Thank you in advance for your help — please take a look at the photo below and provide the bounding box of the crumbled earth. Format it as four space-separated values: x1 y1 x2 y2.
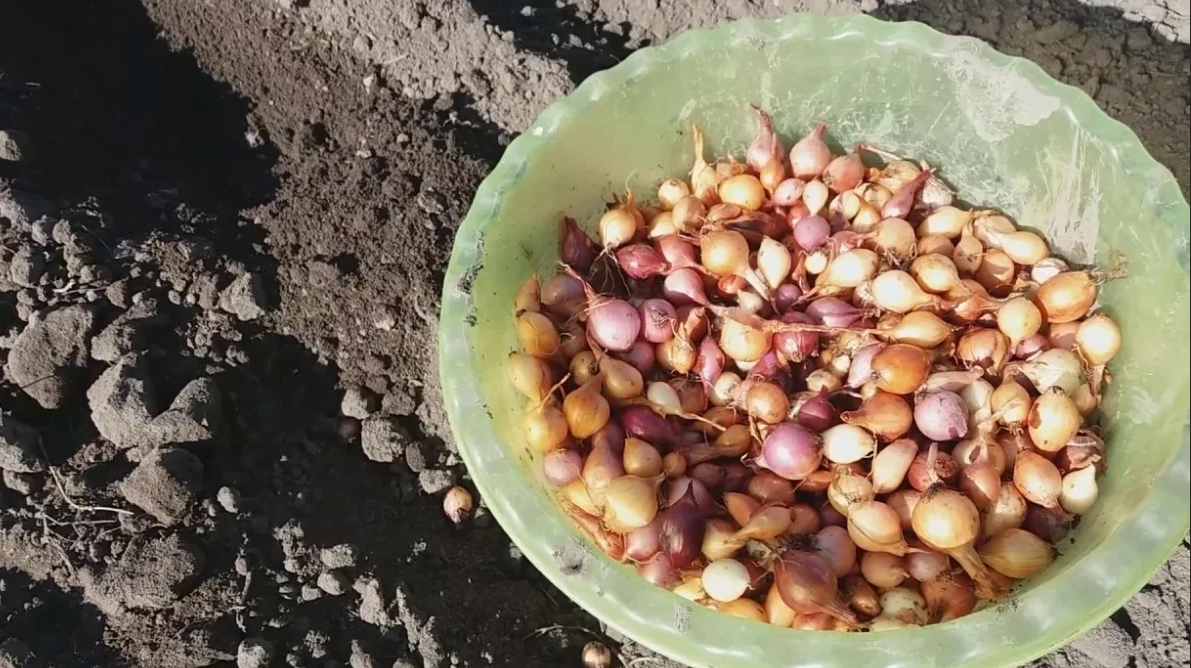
0 1 1187 668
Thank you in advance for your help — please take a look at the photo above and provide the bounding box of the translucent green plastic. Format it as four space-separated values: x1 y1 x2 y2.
440 14 1190 668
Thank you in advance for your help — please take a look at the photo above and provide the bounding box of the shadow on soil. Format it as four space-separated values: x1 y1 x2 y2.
0 0 278 223
467 0 638 84
0 568 118 666
0 1 348 663
0 0 300 451
2 0 595 664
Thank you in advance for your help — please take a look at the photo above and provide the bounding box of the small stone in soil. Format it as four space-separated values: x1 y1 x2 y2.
88 354 222 449
176 237 213 262
217 486 242 513
341 386 378 419
7 247 45 288
105 280 131 307
52 219 95 253
360 415 410 463
418 469 455 495
0 184 50 228
381 386 417 415
64 252 93 277
358 353 389 374
0 327 20 350
2 470 43 495
117 447 204 526
303 631 328 659
0 130 33 162
81 533 205 612
319 543 359 569
372 306 397 331
237 638 275 668
178 621 240 666
218 272 268 321
234 555 251 576
416 187 446 215
153 375 224 441
91 298 168 362
300 584 322 601
6 304 97 409
349 641 377 668
404 442 427 473
316 571 349 596
306 259 341 288
31 218 55 244
80 266 108 285
274 518 305 555
354 577 391 627
0 413 44 474
189 272 221 310
364 376 390 396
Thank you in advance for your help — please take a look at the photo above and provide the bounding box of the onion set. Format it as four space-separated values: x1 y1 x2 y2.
504 111 1121 633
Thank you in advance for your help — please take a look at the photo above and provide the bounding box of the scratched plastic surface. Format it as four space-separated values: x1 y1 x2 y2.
439 15 1190 668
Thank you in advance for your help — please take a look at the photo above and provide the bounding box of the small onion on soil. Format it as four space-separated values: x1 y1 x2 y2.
504 111 1121 632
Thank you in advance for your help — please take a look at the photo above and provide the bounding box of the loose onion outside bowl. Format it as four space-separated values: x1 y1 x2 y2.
439 14 1190 668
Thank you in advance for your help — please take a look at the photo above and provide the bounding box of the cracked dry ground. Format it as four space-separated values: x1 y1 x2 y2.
1 1 1188 668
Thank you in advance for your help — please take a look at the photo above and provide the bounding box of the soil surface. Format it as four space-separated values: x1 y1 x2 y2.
0 1 1187 668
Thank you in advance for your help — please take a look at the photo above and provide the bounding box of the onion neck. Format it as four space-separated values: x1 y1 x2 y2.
737 266 773 300
945 542 1008 600
815 595 861 629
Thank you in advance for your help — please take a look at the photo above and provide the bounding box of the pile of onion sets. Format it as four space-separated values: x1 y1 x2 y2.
506 107 1121 631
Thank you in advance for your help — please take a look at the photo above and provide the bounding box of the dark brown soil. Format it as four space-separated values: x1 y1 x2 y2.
0 1 1187 668
1 1 590 667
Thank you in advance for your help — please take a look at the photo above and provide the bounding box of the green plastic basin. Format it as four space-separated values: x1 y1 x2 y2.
439 14 1190 668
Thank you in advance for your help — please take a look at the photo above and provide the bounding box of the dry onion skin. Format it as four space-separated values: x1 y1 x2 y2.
504 111 1123 632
